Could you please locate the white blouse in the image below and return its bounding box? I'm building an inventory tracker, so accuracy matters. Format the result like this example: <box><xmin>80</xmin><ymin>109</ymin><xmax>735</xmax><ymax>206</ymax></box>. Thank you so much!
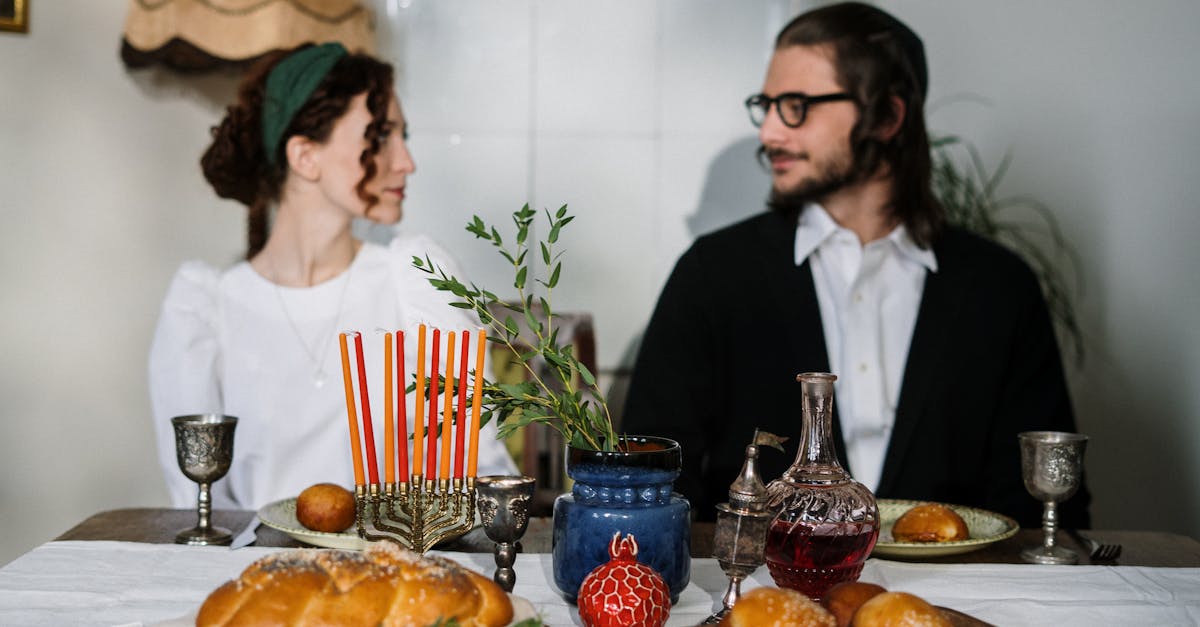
<box><xmin>149</xmin><ymin>230</ymin><xmax>517</xmax><ymax>510</ymax></box>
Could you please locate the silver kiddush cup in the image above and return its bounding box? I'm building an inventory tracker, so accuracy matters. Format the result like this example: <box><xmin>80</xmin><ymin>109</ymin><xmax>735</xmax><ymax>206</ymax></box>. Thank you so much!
<box><xmin>1019</xmin><ymin>430</ymin><xmax>1088</xmax><ymax>564</ymax></box>
<box><xmin>172</xmin><ymin>414</ymin><xmax>237</xmax><ymax>545</ymax></box>
<box><xmin>475</xmin><ymin>475</ymin><xmax>536</xmax><ymax>592</ymax></box>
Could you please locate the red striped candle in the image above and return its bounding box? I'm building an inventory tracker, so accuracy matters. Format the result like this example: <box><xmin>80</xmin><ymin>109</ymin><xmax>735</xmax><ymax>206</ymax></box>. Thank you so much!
<box><xmin>396</xmin><ymin>330</ymin><xmax>409</xmax><ymax>483</ymax></box>
<box><xmin>427</xmin><ymin>329</ymin><xmax>440</xmax><ymax>479</ymax></box>
<box><xmin>383</xmin><ymin>332</ymin><xmax>394</xmax><ymax>484</ymax></box>
<box><xmin>454</xmin><ymin>330</ymin><xmax>470</xmax><ymax>478</ymax></box>
<box><xmin>353</xmin><ymin>332</ymin><xmax>379</xmax><ymax>485</ymax></box>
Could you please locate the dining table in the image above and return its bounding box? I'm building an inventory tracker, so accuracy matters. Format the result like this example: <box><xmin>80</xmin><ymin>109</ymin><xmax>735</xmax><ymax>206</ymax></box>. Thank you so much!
<box><xmin>2</xmin><ymin>507</ymin><xmax>1199</xmax><ymax>625</ymax></box>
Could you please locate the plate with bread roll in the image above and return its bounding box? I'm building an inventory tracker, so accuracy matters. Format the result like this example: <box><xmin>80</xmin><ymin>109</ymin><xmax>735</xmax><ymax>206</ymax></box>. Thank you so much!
<box><xmin>257</xmin><ymin>483</ymin><xmax>475</xmax><ymax>551</ymax></box>
<box><xmin>720</xmin><ymin>581</ymin><xmax>993</xmax><ymax>627</ymax></box>
<box><xmin>871</xmin><ymin>499</ymin><xmax>1018</xmax><ymax>558</ymax></box>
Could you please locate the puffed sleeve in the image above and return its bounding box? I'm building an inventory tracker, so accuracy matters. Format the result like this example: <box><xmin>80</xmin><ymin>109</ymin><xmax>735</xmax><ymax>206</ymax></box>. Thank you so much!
<box><xmin>148</xmin><ymin>261</ymin><xmax>223</xmax><ymax>507</ymax></box>
<box><xmin>387</xmin><ymin>232</ymin><xmax>519</xmax><ymax>477</ymax></box>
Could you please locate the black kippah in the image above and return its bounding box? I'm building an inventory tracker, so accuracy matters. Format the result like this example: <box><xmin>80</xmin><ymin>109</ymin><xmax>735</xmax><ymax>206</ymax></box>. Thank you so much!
<box><xmin>866</xmin><ymin>10</ymin><xmax>928</xmax><ymax>99</ymax></box>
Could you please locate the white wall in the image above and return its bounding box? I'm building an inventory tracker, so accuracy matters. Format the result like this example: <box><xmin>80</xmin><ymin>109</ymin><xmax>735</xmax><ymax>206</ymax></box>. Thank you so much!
<box><xmin>877</xmin><ymin>0</ymin><xmax>1200</xmax><ymax>538</ymax></box>
<box><xmin>1</xmin><ymin>0</ymin><xmax>1197</xmax><ymax>566</ymax></box>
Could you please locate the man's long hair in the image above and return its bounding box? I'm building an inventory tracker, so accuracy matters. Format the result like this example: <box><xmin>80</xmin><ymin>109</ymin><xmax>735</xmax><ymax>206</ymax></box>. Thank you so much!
<box><xmin>775</xmin><ymin>2</ymin><xmax>943</xmax><ymax>247</ymax></box>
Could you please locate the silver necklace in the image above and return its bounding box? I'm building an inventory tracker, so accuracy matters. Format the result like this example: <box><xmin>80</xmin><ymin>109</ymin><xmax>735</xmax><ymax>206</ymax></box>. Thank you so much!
<box><xmin>269</xmin><ymin>259</ymin><xmax>354</xmax><ymax>389</ymax></box>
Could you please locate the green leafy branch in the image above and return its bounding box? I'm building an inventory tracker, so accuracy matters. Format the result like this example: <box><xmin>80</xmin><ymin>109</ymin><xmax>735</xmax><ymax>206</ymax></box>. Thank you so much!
<box><xmin>413</xmin><ymin>204</ymin><xmax>618</xmax><ymax>452</ymax></box>
<box><xmin>932</xmin><ymin>135</ymin><xmax>1085</xmax><ymax>365</ymax></box>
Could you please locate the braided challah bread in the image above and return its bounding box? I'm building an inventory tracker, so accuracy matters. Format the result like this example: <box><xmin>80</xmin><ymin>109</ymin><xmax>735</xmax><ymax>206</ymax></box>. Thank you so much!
<box><xmin>197</xmin><ymin>542</ymin><xmax>513</xmax><ymax>626</ymax></box>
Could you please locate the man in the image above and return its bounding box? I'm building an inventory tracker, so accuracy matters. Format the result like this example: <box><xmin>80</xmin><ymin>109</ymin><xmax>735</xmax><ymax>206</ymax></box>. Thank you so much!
<box><xmin>622</xmin><ymin>2</ymin><xmax>1089</xmax><ymax>528</ymax></box>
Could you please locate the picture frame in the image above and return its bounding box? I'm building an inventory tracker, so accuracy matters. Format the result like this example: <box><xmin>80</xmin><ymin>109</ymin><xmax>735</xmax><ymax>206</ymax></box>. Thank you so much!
<box><xmin>1</xmin><ymin>0</ymin><xmax>28</xmax><ymax>33</ymax></box>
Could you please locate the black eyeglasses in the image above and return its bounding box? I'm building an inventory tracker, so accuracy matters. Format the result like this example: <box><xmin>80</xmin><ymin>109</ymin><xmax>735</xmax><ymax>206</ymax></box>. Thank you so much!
<box><xmin>744</xmin><ymin>92</ymin><xmax>854</xmax><ymax>128</ymax></box>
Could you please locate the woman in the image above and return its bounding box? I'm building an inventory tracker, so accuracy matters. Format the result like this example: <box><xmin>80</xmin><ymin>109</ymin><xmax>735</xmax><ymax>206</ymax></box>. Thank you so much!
<box><xmin>150</xmin><ymin>42</ymin><xmax>517</xmax><ymax>510</ymax></box>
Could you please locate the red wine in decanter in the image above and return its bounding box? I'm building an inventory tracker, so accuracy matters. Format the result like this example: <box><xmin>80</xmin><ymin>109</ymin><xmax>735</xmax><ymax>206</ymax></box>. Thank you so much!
<box><xmin>764</xmin><ymin>517</ymin><xmax>879</xmax><ymax>599</ymax></box>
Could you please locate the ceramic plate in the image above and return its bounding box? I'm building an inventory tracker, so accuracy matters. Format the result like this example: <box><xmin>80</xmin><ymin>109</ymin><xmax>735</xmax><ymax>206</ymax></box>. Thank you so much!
<box><xmin>871</xmin><ymin>499</ymin><xmax>1019</xmax><ymax>558</ymax></box>
<box><xmin>257</xmin><ymin>497</ymin><xmax>477</xmax><ymax>550</ymax></box>
<box><xmin>257</xmin><ymin>497</ymin><xmax>374</xmax><ymax>550</ymax></box>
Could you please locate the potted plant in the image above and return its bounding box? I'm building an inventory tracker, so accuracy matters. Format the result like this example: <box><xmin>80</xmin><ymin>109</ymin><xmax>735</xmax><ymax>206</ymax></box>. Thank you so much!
<box><xmin>932</xmin><ymin>136</ymin><xmax>1084</xmax><ymax>365</ymax></box>
<box><xmin>414</xmin><ymin>205</ymin><xmax>691</xmax><ymax>604</ymax></box>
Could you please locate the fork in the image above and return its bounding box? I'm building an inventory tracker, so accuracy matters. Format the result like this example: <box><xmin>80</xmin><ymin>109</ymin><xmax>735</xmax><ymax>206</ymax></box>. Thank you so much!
<box><xmin>1067</xmin><ymin>528</ymin><xmax>1122</xmax><ymax>562</ymax></box>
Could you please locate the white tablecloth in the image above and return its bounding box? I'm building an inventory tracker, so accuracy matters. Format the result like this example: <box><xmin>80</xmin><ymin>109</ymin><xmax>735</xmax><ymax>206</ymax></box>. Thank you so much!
<box><xmin>1</xmin><ymin>541</ymin><xmax>1198</xmax><ymax>626</ymax></box>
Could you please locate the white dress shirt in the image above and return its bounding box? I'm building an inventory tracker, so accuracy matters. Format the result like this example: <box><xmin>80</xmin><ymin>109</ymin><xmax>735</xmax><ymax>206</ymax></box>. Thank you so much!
<box><xmin>149</xmin><ymin>230</ymin><xmax>517</xmax><ymax>510</ymax></box>
<box><xmin>794</xmin><ymin>204</ymin><xmax>937</xmax><ymax>491</ymax></box>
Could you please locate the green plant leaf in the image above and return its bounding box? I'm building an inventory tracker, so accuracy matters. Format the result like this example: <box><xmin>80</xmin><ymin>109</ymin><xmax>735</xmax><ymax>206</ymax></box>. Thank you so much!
<box><xmin>523</xmin><ymin>306</ymin><xmax>543</xmax><ymax>336</ymax></box>
<box><xmin>578</xmin><ymin>360</ymin><xmax>596</xmax><ymax>387</ymax></box>
<box><xmin>417</xmin><ymin>203</ymin><xmax>618</xmax><ymax>450</ymax></box>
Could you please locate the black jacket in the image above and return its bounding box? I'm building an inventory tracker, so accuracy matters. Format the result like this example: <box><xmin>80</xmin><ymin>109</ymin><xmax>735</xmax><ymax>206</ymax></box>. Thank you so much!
<box><xmin>623</xmin><ymin>210</ymin><xmax>1090</xmax><ymax>528</ymax></box>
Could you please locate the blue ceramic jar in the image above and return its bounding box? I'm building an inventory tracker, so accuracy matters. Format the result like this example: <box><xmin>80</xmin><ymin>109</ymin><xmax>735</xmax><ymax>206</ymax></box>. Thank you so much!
<box><xmin>551</xmin><ymin>435</ymin><xmax>691</xmax><ymax>604</ymax></box>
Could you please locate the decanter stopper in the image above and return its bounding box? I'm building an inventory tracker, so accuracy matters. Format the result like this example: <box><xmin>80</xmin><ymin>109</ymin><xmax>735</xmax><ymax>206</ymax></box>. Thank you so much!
<box><xmin>704</xmin><ymin>430</ymin><xmax>780</xmax><ymax>624</ymax></box>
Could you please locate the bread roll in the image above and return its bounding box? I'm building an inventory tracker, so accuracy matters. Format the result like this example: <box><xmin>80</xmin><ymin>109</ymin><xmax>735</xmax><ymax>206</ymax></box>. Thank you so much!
<box><xmin>891</xmin><ymin>503</ymin><xmax>969</xmax><ymax>543</ymax></box>
<box><xmin>296</xmin><ymin>483</ymin><xmax>356</xmax><ymax>533</ymax></box>
<box><xmin>851</xmin><ymin>591</ymin><xmax>951</xmax><ymax>627</ymax></box>
<box><xmin>718</xmin><ymin>587</ymin><xmax>836</xmax><ymax>627</ymax></box>
<box><xmin>197</xmin><ymin>543</ymin><xmax>513</xmax><ymax>626</ymax></box>
<box><xmin>822</xmin><ymin>581</ymin><xmax>886</xmax><ymax>627</ymax></box>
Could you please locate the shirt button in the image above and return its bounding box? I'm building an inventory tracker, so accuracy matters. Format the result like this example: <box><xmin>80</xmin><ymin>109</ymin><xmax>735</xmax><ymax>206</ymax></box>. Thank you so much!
<box><xmin>853</xmin><ymin>292</ymin><xmax>863</xmax><ymax>303</ymax></box>
<box><xmin>859</xmin><ymin>363</ymin><xmax>868</xmax><ymax>372</ymax></box>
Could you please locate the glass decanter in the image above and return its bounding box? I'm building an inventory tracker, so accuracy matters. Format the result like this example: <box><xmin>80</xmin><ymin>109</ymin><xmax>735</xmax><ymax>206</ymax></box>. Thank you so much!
<box><xmin>764</xmin><ymin>372</ymin><xmax>879</xmax><ymax>600</ymax></box>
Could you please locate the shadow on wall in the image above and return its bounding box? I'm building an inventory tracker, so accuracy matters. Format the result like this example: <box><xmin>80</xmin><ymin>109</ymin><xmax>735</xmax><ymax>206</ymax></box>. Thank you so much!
<box><xmin>1074</xmin><ymin>339</ymin><xmax>1200</xmax><ymax>535</ymax></box>
<box><xmin>125</xmin><ymin>64</ymin><xmax>242</xmax><ymax>112</ymax></box>
<box><xmin>607</xmin><ymin>135</ymin><xmax>771</xmax><ymax>426</ymax></box>
<box><xmin>685</xmin><ymin>136</ymin><xmax>772</xmax><ymax>239</ymax></box>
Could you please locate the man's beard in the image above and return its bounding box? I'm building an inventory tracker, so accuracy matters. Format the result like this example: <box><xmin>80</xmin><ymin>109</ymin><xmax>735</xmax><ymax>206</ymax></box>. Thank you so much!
<box><xmin>763</xmin><ymin>145</ymin><xmax>861</xmax><ymax>214</ymax></box>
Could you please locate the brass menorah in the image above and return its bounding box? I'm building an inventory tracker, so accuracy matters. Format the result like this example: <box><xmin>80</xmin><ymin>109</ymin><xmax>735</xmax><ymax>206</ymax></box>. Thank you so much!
<box><xmin>338</xmin><ymin>325</ymin><xmax>490</xmax><ymax>554</ymax></box>
<box><xmin>353</xmin><ymin>477</ymin><xmax>476</xmax><ymax>553</ymax></box>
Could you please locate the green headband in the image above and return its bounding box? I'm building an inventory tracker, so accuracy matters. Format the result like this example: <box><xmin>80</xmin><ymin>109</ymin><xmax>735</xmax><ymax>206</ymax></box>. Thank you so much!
<box><xmin>262</xmin><ymin>42</ymin><xmax>348</xmax><ymax>165</ymax></box>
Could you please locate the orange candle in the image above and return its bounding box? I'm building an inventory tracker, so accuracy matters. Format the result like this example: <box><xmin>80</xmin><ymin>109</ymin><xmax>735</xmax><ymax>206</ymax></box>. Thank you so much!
<box><xmin>338</xmin><ymin>333</ymin><xmax>365</xmax><ymax>486</ymax></box>
<box><xmin>353</xmin><ymin>332</ymin><xmax>379</xmax><ymax>485</ymax></box>
<box><xmin>427</xmin><ymin>329</ymin><xmax>440</xmax><ymax>479</ymax></box>
<box><xmin>454</xmin><ymin>330</ymin><xmax>470</xmax><ymax>478</ymax></box>
<box><xmin>468</xmin><ymin>328</ymin><xmax>487</xmax><ymax>477</ymax></box>
<box><xmin>440</xmin><ymin>331</ymin><xmax>456</xmax><ymax>480</ymax></box>
<box><xmin>396</xmin><ymin>330</ymin><xmax>409</xmax><ymax>483</ymax></box>
<box><xmin>413</xmin><ymin>324</ymin><xmax>426</xmax><ymax>477</ymax></box>
<box><xmin>383</xmin><ymin>332</ymin><xmax>395</xmax><ymax>484</ymax></box>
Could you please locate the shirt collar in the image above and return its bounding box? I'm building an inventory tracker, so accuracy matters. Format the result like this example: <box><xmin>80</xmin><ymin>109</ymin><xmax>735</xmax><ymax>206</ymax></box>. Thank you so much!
<box><xmin>793</xmin><ymin>203</ymin><xmax>841</xmax><ymax>264</ymax></box>
<box><xmin>888</xmin><ymin>221</ymin><xmax>938</xmax><ymax>272</ymax></box>
<box><xmin>793</xmin><ymin>203</ymin><xmax>939</xmax><ymax>272</ymax></box>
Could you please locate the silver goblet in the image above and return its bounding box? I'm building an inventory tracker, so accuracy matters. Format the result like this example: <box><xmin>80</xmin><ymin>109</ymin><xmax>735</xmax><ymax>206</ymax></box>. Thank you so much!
<box><xmin>172</xmin><ymin>414</ymin><xmax>238</xmax><ymax>545</ymax></box>
<box><xmin>1019</xmin><ymin>430</ymin><xmax>1088</xmax><ymax>564</ymax></box>
<box><xmin>475</xmin><ymin>475</ymin><xmax>536</xmax><ymax>592</ymax></box>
